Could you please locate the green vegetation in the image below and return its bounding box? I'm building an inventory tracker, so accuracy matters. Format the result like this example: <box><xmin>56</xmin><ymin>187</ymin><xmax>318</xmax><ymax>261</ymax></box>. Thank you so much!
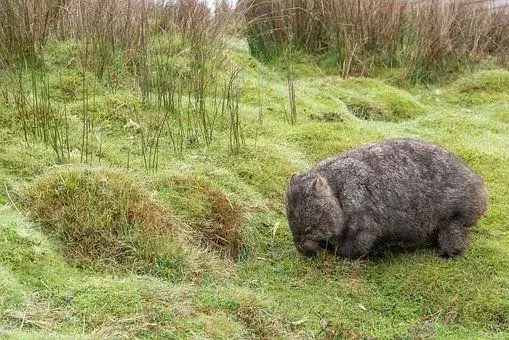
<box><xmin>1</xmin><ymin>39</ymin><xmax>508</xmax><ymax>338</ymax></box>
<box><xmin>155</xmin><ymin>173</ymin><xmax>247</xmax><ymax>258</ymax></box>
<box><xmin>294</xmin><ymin>77</ymin><xmax>428</xmax><ymax>121</ymax></box>
<box><xmin>1</xmin><ymin>1</ymin><xmax>508</xmax><ymax>338</ymax></box>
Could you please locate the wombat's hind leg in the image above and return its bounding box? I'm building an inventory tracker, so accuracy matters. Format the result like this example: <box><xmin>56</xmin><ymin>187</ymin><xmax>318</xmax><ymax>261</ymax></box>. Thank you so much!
<box><xmin>438</xmin><ymin>220</ymin><xmax>470</xmax><ymax>258</ymax></box>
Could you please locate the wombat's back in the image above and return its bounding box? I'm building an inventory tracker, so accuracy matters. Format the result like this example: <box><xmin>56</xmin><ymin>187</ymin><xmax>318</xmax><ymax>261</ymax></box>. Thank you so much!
<box><xmin>314</xmin><ymin>138</ymin><xmax>487</xmax><ymax>242</ymax></box>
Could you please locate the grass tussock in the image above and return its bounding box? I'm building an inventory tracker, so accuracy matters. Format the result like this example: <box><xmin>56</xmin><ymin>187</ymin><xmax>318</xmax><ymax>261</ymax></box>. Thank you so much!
<box><xmin>21</xmin><ymin>167</ymin><xmax>185</xmax><ymax>271</ymax></box>
<box><xmin>156</xmin><ymin>174</ymin><xmax>246</xmax><ymax>259</ymax></box>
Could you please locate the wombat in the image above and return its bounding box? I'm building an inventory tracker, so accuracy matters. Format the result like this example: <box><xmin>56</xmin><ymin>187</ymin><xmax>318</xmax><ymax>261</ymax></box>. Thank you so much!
<box><xmin>286</xmin><ymin>138</ymin><xmax>488</xmax><ymax>259</ymax></box>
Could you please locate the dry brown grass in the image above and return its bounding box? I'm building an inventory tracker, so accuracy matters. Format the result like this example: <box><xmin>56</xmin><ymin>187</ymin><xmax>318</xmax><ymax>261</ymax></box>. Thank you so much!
<box><xmin>240</xmin><ymin>0</ymin><xmax>509</xmax><ymax>80</ymax></box>
<box><xmin>0</xmin><ymin>0</ymin><xmax>64</xmax><ymax>65</ymax></box>
<box><xmin>0</xmin><ymin>0</ymin><xmax>149</xmax><ymax>71</ymax></box>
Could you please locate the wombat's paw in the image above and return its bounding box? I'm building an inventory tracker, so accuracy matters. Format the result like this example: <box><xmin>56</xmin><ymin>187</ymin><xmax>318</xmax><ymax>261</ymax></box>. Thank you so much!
<box><xmin>439</xmin><ymin>244</ymin><xmax>467</xmax><ymax>259</ymax></box>
<box><xmin>439</xmin><ymin>252</ymin><xmax>458</xmax><ymax>260</ymax></box>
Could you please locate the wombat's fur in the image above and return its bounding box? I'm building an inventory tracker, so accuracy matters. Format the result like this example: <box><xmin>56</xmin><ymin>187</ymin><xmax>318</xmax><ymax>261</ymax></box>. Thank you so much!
<box><xmin>286</xmin><ymin>138</ymin><xmax>488</xmax><ymax>259</ymax></box>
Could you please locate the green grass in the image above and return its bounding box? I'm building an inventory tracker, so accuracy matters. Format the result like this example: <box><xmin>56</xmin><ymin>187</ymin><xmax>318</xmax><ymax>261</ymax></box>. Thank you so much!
<box><xmin>0</xmin><ymin>39</ymin><xmax>508</xmax><ymax>338</ymax></box>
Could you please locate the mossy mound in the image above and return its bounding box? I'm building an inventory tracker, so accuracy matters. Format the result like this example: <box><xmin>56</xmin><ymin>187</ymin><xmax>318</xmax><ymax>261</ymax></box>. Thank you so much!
<box><xmin>440</xmin><ymin>70</ymin><xmax>509</xmax><ymax>106</ymax></box>
<box><xmin>22</xmin><ymin>167</ymin><xmax>184</xmax><ymax>272</ymax></box>
<box><xmin>0</xmin><ymin>142</ymin><xmax>55</xmax><ymax>178</ymax></box>
<box><xmin>156</xmin><ymin>174</ymin><xmax>246</xmax><ymax>259</ymax></box>
<box><xmin>336</xmin><ymin>78</ymin><xmax>427</xmax><ymax>121</ymax></box>
<box><xmin>218</xmin><ymin>145</ymin><xmax>297</xmax><ymax>206</ymax></box>
<box><xmin>287</xmin><ymin>121</ymin><xmax>385</xmax><ymax>162</ymax></box>
<box><xmin>452</xmin><ymin>70</ymin><xmax>509</xmax><ymax>94</ymax></box>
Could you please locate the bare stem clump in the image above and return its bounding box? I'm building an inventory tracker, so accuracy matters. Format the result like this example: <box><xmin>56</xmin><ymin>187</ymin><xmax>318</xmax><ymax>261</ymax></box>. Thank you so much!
<box><xmin>240</xmin><ymin>0</ymin><xmax>509</xmax><ymax>80</ymax></box>
<box><xmin>1</xmin><ymin>0</ymin><xmax>245</xmax><ymax>169</ymax></box>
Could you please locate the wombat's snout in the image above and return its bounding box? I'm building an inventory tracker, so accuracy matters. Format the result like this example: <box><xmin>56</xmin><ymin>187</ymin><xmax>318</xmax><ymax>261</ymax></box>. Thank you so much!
<box><xmin>296</xmin><ymin>240</ymin><xmax>320</xmax><ymax>256</ymax></box>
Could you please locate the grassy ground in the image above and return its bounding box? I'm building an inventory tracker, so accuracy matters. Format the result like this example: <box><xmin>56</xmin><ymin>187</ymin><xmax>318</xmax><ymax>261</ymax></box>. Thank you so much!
<box><xmin>0</xmin><ymin>39</ymin><xmax>508</xmax><ymax>338</ymax></box>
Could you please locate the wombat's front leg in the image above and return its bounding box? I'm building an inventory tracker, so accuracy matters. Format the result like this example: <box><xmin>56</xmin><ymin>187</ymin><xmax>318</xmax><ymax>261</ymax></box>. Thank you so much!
<box><xmin>438</xmin><ymin>219</ymin><xmax>470</xmax><ymax>258</ymax></box>
<box><xmin>338</xmin><ymin>227</ymin><xmax>378</xmax><ymax>259</ymax></box>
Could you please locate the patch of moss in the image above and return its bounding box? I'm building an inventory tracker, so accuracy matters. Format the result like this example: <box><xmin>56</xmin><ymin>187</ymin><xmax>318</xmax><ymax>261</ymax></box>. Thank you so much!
<box><xmin>293</xmin><ymin>77</ymin><xmax>350</xmax><ymax>121</ymax></box>
<box><xmin>0</xmin><ymin>142</ymin><xmax>55</xmax><ymax>178</ymax></box>
<box><xmin>440</xmin><ymin>70</ymin><xmax>509</xmax><ymax>106</ymax></box>
<box><xmin>287</xmin><ymin>121</ymin><xmax>385</xmax><ymax>162</ymax></box>
<box><xmin>214</xmin><ymin>144</ymin><xmax>297</xmax><ymax>209</ymax></box>
<box><xmin>0</xmin><ymin>266</ymin><xmax>28</xmax><ymax>310</ymax></box>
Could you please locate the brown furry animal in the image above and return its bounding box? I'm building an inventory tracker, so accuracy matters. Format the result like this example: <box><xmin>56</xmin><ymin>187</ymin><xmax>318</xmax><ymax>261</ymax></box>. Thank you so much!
<box><xmin>286</xmin><ymin>138</ymin><xmax>488</xmax><ymax>259</ymax></box>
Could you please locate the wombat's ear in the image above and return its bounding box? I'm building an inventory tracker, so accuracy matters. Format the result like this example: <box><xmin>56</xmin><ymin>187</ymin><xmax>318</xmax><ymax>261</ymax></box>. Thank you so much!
<box><xmin>290</xmin><ymin>173</ymin><xmax>301</xmax><ymax>183</ymax></box>
<box><xmin>312</xmin><ymin>175</ymin><xmax>329</xmax><ymax>198</ymax></box>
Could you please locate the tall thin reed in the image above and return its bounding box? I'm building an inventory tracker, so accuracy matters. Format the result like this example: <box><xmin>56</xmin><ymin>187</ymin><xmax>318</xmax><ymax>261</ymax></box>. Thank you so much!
<box><xmin>226</xmin><ymin>66</ymin><xmax>244</xmax><ymax>153</ymax></box>
<box><xmin>8</xmin><ymin>67</ymin><xmax>70</xmax><ymax>162</ymax></box>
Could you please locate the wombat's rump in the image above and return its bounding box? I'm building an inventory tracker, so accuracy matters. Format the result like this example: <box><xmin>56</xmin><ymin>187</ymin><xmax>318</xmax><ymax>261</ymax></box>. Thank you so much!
<box><xmin>286</xmin><ymin>138</ymin><xmax>488</xmax><ymax>259</ymax></box>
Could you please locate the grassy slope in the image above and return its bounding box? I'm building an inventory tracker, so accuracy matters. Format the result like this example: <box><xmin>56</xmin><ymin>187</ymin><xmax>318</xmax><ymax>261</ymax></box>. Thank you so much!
<box><xmin>0</xmin><ymin>40</ymin><xmax>508</xmax><ymax>338</ymax></box>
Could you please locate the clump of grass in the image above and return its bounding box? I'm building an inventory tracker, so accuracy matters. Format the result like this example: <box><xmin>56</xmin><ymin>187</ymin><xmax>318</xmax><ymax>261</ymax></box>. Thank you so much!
<box><xmin>20</xmin><ymin>166</ymin><xmax>186</xmax><ymax>273</ymax></box>
<box><xmin>197</xmin><ymin>286</ymin><xmax>287</xmax><ymax>338</ymax></box>
<box><xmin>156</xmin><ymin>174</ymin><xmax>246</xmax><ymax>259</ymax></box>
<box><xmin>49</xmin><ymin>68</ymin><xmax>99</xmax><ymax>102</ymax></box>
<box><xmin>308</xmin><ymin>111</ymin><xmax>344</xmax><ymax>122</ymax></box>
